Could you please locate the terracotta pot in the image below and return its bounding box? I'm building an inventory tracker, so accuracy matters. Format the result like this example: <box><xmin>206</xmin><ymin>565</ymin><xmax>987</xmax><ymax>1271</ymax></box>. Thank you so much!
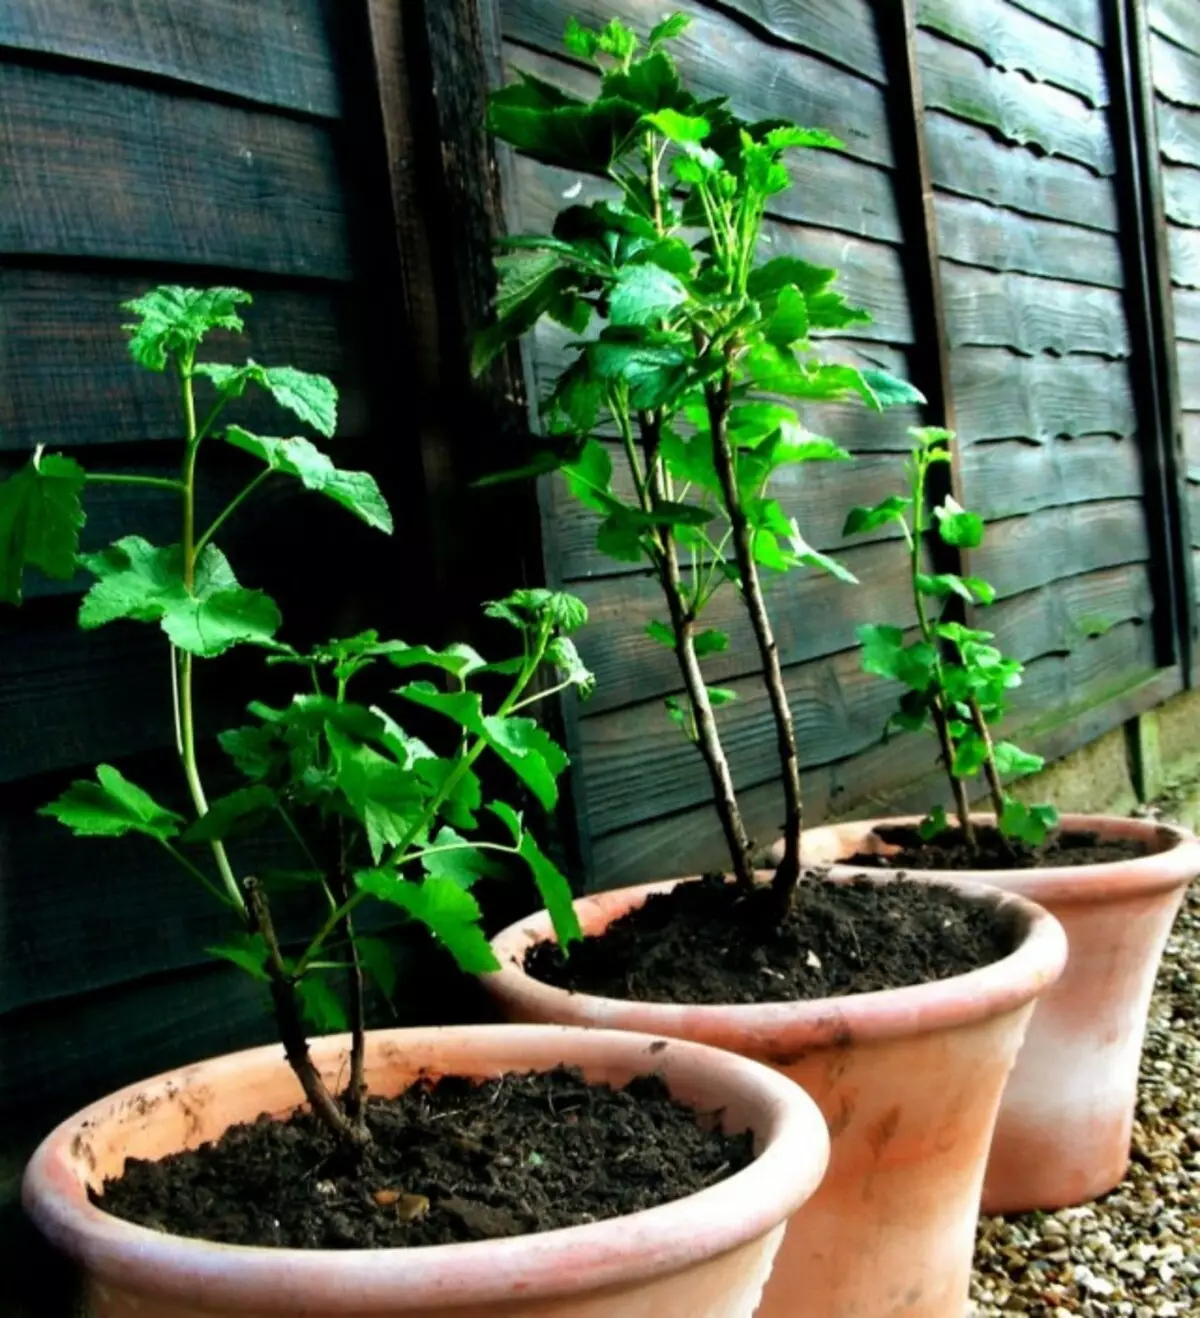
<box><xmin>800</xmin><ymin>813</ymin><xmax>1200</xmax><ymax>1214</ymax></box>
<box><xmin>23</xmin><ymin>1024</ymin><xmax>830</xmax><ymax>1318</ymax></box>
<box><xmin>487</xmin><ymin>876</ymin><xmax>1066</xmax><ymax>1318</ymax></box>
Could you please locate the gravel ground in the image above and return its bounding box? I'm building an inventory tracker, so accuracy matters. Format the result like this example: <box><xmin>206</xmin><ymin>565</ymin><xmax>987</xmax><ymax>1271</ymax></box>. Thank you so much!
<box><xmin>970</xmin><ymin>809</ymin><xmax>1200</xmax><ymax>1316</ymax></box>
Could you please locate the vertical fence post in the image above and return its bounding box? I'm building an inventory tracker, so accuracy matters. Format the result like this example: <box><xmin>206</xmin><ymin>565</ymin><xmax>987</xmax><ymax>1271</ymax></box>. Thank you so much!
<box><xmin>1104</xmin><ymin>0</ymin><xmax>1195</xmax><ymax>683</ymax></box>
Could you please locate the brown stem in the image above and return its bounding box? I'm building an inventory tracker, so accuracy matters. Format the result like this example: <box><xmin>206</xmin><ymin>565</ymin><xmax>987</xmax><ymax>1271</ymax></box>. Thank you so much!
<box><xmin>968</xmin><ymin>697</ymin><xmax>1010</xmax><ymax>825</ymax></box>
<box><xmin>929</xmin><ymin>697</ymin><xmax>975</xmax><ymax>847</ymax></box>
<box><xmin>705</xmin><ymin>374</ymin><xmax>803</xmax><ymax>914</ymax></box>
<box><xmin>334</xmin><ymin>824</ymin><xmax>368</xmax><ymax>1131</ymax></box>
<box><xmin>246</xmin><ymin>879</ymin><xmax>369</xmax><ymax>1149</ymax></box>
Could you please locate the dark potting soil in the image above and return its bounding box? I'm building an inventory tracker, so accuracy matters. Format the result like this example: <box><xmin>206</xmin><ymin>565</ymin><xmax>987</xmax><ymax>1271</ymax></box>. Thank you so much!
<box><xmin>846</xmin><ymin>824</ymin><xmax>1147</xmax><ymax>872</ymax></box>
<box><xmin>93</xmin><ymin>1068</ymin><xmax>753</xmax><ymax>1249</ymax></box>
<box><xmin>524</xmin><ymin>875</ymin><xmax>1013</xmax><ymax>1005</ymax></box>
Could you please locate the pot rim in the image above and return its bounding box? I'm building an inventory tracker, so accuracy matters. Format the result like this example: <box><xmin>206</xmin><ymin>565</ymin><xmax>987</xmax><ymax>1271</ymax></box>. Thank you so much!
<box><xmin>486</xmin><ymin>875</ymin><xmax>1068</xmax><ymax>1056</ymax></box>
<box><xmin>22</xmin><ymin>1024</ymin><xmax>828</xmax><ymax>1312</ymax></box>
<box><xmin>801</xmin><ymin>813</ymin><xmax>1200</xmax><ymax>907</ymax></box>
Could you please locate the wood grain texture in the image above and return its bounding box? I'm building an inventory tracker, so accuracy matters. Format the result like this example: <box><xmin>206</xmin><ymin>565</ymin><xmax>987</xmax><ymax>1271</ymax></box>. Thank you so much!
<box><xmin>0</xmin><ymin>0</ymin><xmax>342</xmax><ymax>117</ymax></box>
<box><xmin>1168</xmin><ymin>221</ymin><xmax>1200</xmax><ymax>287</ymax></box>
<box><xmin>917</xmin><ymin>29</ymin><xmax>1115</xmax><ymax>173</ymax></box>
<box><xmin>1157</xmin><ymin>97</ymin><xmax>1200</xmax><ymax>167</ymax></box>
<box><xmin>1150</xmin><ymin>0</ymin><xmax>1200</xmax><ymax>57</ymax></box>
<box><xmin>1182</xmin><ymin>413</ymin><xmax>1200</xmax><ymax>474</ymax></box>
<box><xmin>935</xmin><ymin>193</ymin><xmax>1125</xmax><ymax>286</ymax></box>
<box><xmin>0</xmin><ymin>270</ymin><xmax>367</xmax><ymax>451</ymax></box>
<box><xmin>501</xmin><ymin>0</ymin><xmax>894</xmax><ymax>167</ymax></box>
<box><xmin>0</xmin><ymin>63</ymin><xmax>352</xmax><ymax>276</ymax></box>
<box><xmin>952</xmin><ymin>348</ymin><xmax>1137</xmax><ymax>441</ymax></box>
<box><xmin>925</xmin><ymin>113</ymin><xmax>1119</xmax><ymax>230</ymax></box>
<box><xmin>942</xmin><ymin>265</ymin><xmax>1131</xmax><ymax>356</ymax></box>
<box><xmin>961</xmin><ymin>435</ymin><xmax>1144</xmax><ymax>518</ymax></box>
<box><xmin>692</xmin><ymin>0</ymin><xmax>886</xmax><ymax>82</ymax></box>
<box><xmin>1151</xmin><ymin>28</ymin><xmax>1200</xmax><ymax>107</ymax></box>
<box><xmin>1163</xmin><ymin>163</ymin><xmax>1200</xmax><ymax>225</ymax></box>
<box><xmin>1178</xmin><ymin>342</ymin><xmax>1200</xmax><ymax>407</ymax></box>
<box><xmin>1008</xmin><ymin>0</ymin><xmax>1104</xmax><ymax>46</ymax></box>
<box><xmin>917</xmin><ymin>0</ymin><xmax>1108</xmax><ymax>107</ymax></box>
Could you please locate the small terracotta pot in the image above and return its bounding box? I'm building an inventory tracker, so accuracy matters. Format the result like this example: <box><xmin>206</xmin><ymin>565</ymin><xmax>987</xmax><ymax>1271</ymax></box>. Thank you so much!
<box><xmin>800</xmin><ymin>814</ymin><xmax>1200</xmax><ymax>1214</ymax></box>
<box><xmin>23</xmin><ymin>1024</ymin><xmax>830</xmax><ymax>1318</ymax></box>
<box><xmin>487</xmin><ymin>876</ymin><xmax>1066</xmax><ymax>1318</ymax></box>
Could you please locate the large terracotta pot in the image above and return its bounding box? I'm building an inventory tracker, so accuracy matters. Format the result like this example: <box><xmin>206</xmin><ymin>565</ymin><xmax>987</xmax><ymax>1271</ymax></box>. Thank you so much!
<box><xmin>487</xmin><ymin>876</ymin><xmax>1066</xmax><ymax>1318</ymax></box>
<box><xmin>23</xmin><ymin>1024</ymin><xmax>830</xmax><ymax>1318</ymax></box>
<box><xmin>800</xmin><ymin>813</ymin><xmax>1200</xmax><ymax>1214</ymax></box>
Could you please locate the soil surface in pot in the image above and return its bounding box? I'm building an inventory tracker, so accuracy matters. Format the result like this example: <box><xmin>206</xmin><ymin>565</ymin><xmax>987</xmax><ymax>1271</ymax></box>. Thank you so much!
<box><xmin>93</xmin><ymin>1068</ymin><xmax>753</xmax><ymax>1249</ymax></box>
<box><xmin>525</xmin><ymin>875</ymin><xmax>1012</xmax><ymax>1004</ymax></box>
<box><xmin>847</xmin><ymin>825</ymin><xmax>1147</xmax><ymax>872</ymax></box>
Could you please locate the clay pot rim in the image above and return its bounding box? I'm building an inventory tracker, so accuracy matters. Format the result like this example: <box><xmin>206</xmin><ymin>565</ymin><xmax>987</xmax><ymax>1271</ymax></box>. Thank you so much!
<box><xmin>487</xmin><ymin>874</ymin><xmax>1068</xmax><ymax>1055</ymax></box>
<box><xmin>22</xmin><ymin>1024</ymin><xmax>828</xmax><ymax>1312</ymax></box>
<box><xmin>802</xmin><ymin>813</ymin><xmax>1200</xmax><ymax>908</ymax></box>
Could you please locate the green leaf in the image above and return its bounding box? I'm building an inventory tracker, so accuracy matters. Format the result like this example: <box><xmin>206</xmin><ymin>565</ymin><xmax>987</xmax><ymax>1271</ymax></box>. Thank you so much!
<box><xmin>588</xmin><ymin>334</ymin><xmax>691</xmax><ymax>409</ymax></box>
<box><xmin>474</xmin><ymin>258</ymin><xmax>583</xmax><ymax>374</ymax></box>
<box><xmin>859</xmin><ymin>624</ymin><xmax>905</xmax><ymax>680</ymax></box>
<box><xmin>608</xmin><ymin>264</ymin><xmax>689</xmax><ymax>327</ymax></box>
<box><xmin>0</xmin><ymin>453</ymin><xmax>87</xmax><ymax>605</ymax></box>
<box><xmin>999</xmin><ymin>800</ymin><xmax>1059</xmax><ymax>846</ymax></box>
<box><xmin>963</xmin><ymin>576</ymin><xmax>998</xmax><ymax>606</ymax></box>
<box><xmin>694</xmin><ymin>628</ymin><xmax>729</xmax><ymax>658</ymax></box>
<box><xmin>486</xmin><ymin>588</ymin><xmax>589</xmax><ymax>635</ymax></box>
<box><xmin>547</xmin><ymin>635</ymin><xmax>596</xmax><ymax>696</ymax></box>
<box><xmin>952</xmin><ymin>732</ymin><xmax>989</xmax><ymax>778</ymax></box>
<box><xmin>296</xmin><ymin>975</ymin><xmax>348</xmax><ymax>1034</ymax></box>
<box><xmin>224</xmin><ymin>427</ymin><xmax>391</xmax><ymax>533</ymax></box>
<box><xmin>482</xmin><ymin>714</ymin><xmax>569</xmax><ymax>810</ymax></box>
<box><xmin>487</xmin><ymin>78</ymin><xmax>643</xmax><ymax>175</ymax></box>
<box><xmin>707</xmin><ymin>687</ymin><xmax>738</xmax><ymax>707</ymax></box>
<box><xmin>356</xmin><ymin>936</ymin><xmax>398</xmax><ymax>1000</ymax></box>
<box><xmin>385</xmin><ymin>641</ymin><xmax>487</xmax><ymax>679</ymax></box>
<box><xmin>858</xmin><ymin>369</ymin><xmax>927</xmax><ymax>409</ymax></box>
<box><xmin>935</xmin><ymin>497</ymin><xmax>985</xmax><ymax>550</ymax></box>
<box><xmin>788</xmin><ymin>523</ymin><xmax>858</xmax><ymax>584</ymax></box>
<box><xmin>918</xmin><ymin>805</ymin><xmax>949</xmax><ymax>841</ymax></box>
<box><xmin>356</xmin><ymin>872</ymin><xmax>499</xmax><ymax>974</ymax></box>
<box><xmin>993</xmin><ymin>742</ymin><xmax>1045</xmax><ymax>778</ymax></box>
<box><xmin>195</xmin><ymin>362</ymin><xmax>339</xmax><ymax>436</ymax></box>
<box><xmin>763</xmin><ymin>125</ymin><xmax>844</xmax><ymax>151</ymax></box>
<box><xmin>563</xmin><ymin>439</ymin><xmax>615</xmax><ymax>513</ymax></box>
<box><xmin>41</xmin><ymin>764</ymin><xmax>184</xmax><ymax>840</ymax></box>
<box><xmin>184</xmin><ymin>786</ymin><xmax>277</xmax><ymax>843</ymax></box>
<box><xmin>488</xmin><ymin>803</ymin><xmax>582</xmax><ymax>950</ymax></box>
<box><xmin>747</xmin><ymin>258</ymin><xmax>837</xmax><ymax>302</ymax></box>
<box><xmin>916</xmin><ymin>572</ymin><xmax>975</xmax><ymax>603</ymax></box>
<box><xmin>123</xmin><ymin>286</ymin><xmax>251</xmax><ymax>371</ymax></box>
<box><xmin>327</xmin><ymin>726</ymin><xmax>425</xmax><ymax>862</ymax></box>
<box><xmin>80</xmin><ymin>537</ymin><xmax>282</xmax><ymax>658</ymax></box>
<box><xmin>649</xmin><ymin>13</ymin><xmax>691</xmax><ymax>45</ymax></box>
<box><xmin>421</xmin><ymin>826</ymin><xmax>507</xmax><ymax>886</ymax></box>
<box><xmin>646</xmin><ymin>620</ymin><xmax>675</xmax><ymax>648</ymax></box>
<box><xmin>208</xmin><ymin>933</ymin><xmax>271</xmax><ymax>984</ymax></box>
<box><xmin>219</xmin><ymin>723</ymin><xmax>284</xmax><ymax>782</ymax></box>
<box><xmin>413</xmin><ymin>756</ymin><xmax>481</xmax><ymax>831</ymax></box>
<box><xmin>644</xmin><ymin>108</ymin><xmax>710</xmax><ymax>143</ymax></box>
<box><xmin>764</xmin><ymin>285</ymin><xmax>810</xmax><ymax>348</ymax></box>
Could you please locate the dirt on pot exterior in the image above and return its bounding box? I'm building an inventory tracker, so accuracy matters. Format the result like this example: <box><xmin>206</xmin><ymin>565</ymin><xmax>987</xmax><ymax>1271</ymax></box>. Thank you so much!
<box><xmin>969</xmin><ymin>803</ymin><xmax>1200</xmax><ymax>1316</ymax></box>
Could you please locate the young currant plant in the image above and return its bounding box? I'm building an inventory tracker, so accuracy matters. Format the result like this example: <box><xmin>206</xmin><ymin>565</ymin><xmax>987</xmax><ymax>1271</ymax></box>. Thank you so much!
<box><xmin>0</xmin><ymin>287</ymin><xmax>588</xmax><ymax>1148</ymax></box>
<box><xmin>476</xmin><ymin>14</ymin><xmax>925</xmax><ymax>916</ymax></box>
<box><xmin>845</xmin><ymin>427</ymin><xmax>1059</xmax><ymax>851</ymax></box>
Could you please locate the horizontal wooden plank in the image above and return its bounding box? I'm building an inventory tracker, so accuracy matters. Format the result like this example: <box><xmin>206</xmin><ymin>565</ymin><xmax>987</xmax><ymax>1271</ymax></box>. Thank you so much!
<box><xmin>925</xmin><ymin>113</ymin><xmax>1118</xmax><ymax>231</ymax></box>
<box><xmin>1183</xmin><ymin>413</ymin><xmax>1200</xmax><ymax>475</ymax></box>
<box><xmin>935</xmin><ymin>193</ymin><xmax>1124</xmax><ymax>287</ymax></box>
<box><xmin>0</xmin><ymin>63</ymin><xmax>352</xmax><ymax>276</ymax></box>
<box><xmin>918</xmin><ymin>29</ymin><xmax>1115</xmax><ymax>174</ymax></box>
<box><xmin>1174</xmin><ymin>289</ymin><xmax>1200</xmax><ymax>341</ymax></box>
<box><xmin>1150</xmin><ymin>0</ymin><xmax>1200</xmax><ymax>58</ymax></box>
<box><xmin>1163</xmin><ymin>163</ymin><xmax>1200</xmax><ymax>226</ymax></box>
<box><xmin>1152</xmin><ymin>28</ymin><xmax>1200</xmax><ymax>108</ymax></box>
<box><xmin>1168</xmin><ymin>222</ymin><xmax>1200</xmax><ymax>288</ymax></box>
<box><xmin>1157</xmin><ymin>97</ymin><xmax>1200</xmax><ymax>168</ymax></box>
<box><xmin>0</xmin><ymin>0</ymin><xmax>342</xmax><ymax>118</ymax></box>
<box><xmin>952</xmin><ymin>348</ymin><xmax>1136</xmax><ymax>442</ymax></box>
<box><xmin>1179</xmin><ymin>342</ymin><xmax>1200</xmax><ymax>407</ymax></box>
<box><xmin>0</xmin><ymin>269</ymin><xmax>367</xmax><ymax>451</ymax></box>
<box><xmin>690</xmin><ymin>0</ymin><xmax>885</xmax><ymax>82</ymax></box>
<box><xmin>961</xmin><ymin>434</ymin><xmax>1144</xmax><ymax>519</ymax></box>
<box><xmin>501</xmin><ymin>0</ymin><xmax>895</xmax><ymax>168</ymax></box>
<box><xmin>1008</xmin><ymin>0</ymin><xmax>1104</xmax><ymax>46</ymax></box>
<box><xmin>917</xmin><ymin>0</ymin><xmax>1108</xmax><ymax>107</ymax></box>
<box><xmin>942</xmin><ymin>265</ymin><xmax>1131</xmax><ymax>356</ymax></box>
<box><xmin>972</xmin><ymin>499</ymin><xmax>1151</xmax><ymax>598</ymax></box>
<box><xmin>1188</xmin><ymin>484</ymin><xmax>1200</xmax><ymax>545</ymax></box>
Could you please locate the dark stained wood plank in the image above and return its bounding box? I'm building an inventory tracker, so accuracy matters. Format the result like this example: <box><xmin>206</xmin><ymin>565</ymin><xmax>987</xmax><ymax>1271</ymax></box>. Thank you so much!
<box><xmin>1151</xmin><ymin>28</ymin><xmax>1200</xmax><ymax>106</ymax></box>
<box><xmin>0</xmin><ymin>270</ymin><xmax>367</xmax><ymax>451</ymax></box>
<box><xmin>961</xmin><ymin>435</ymin><xmax>1144</xmax><ymax>518</ymax></box>
<box><xmin>917</xmin><ymin>0</ymin><xmax>1108</xmax><ymax>107</ymax></box>
<box><xmin>1157</xmin><ymin>96</ymin><xmax>1200</xmax><ymax>166</ymax></box>
<box><xmin>501</xmin><ymin>0</ymin><xmax>895</xmax><ymax>168</ymax></box>
<box><xmin>693</xmin><ymin>0</ymin><xmax>886</xmax><ymax>82</ymax></box>
<box><xmin>935</xmin><ymin>193</ymin><xmax>1125</xmax><ymax>286</ymax></box>
<box><xmin>0</xmin><ymin>64</ymin><xmax>352</xmax><ymax>276</ymax></box>
<box><xmin>1163</xmin><ymin>163</ymin><xmax>1200</xmax><ymax>225</ymax></box>
<box><xmin>971</xmin><ymin>499</ymin><xmax>1152</xmax><ymax>598</ymax></box>
<box><xmin>926</xmin><ymin>113</ymin><xmax>1119</xmax><ymax>230</ymax></box>
<box><xmin>0</xmin><ymin>0</ymin><xmax>342</xmax><ymax>118</ymax></box>
<box><xmin>1182</xmin><ymin>413</ymin><xmax>1200</xmax><ymax>473</ymax></box>
<box><xmin>917</xmin><ymin>29</ymin><xmax>1115</xmax><ymax>173</ymax></box>
<box><xmin>942</xmin><ymin>266</ymin><xmax>1131</xmax><ymax>356</ymax></box>
<box><xmin>952</xmin><ymin>348</ymin><xmax>1137</xmax><ymax>441</ymax></box>
<box><xmin>1178</xmin><ymin>341</ymin><xmax>1200</xmax><ymax>406</ymax></box>
<box><xmin>1187</xmin><ymin>482</ymin><xmax>1200</xmax><ymax>543</ymax></box>
<box><xmin>1009</xmin><ymin>0</ymin><xmax>1104</xmax><ymax>46</ymax></box>
<box><xmin>1150</xmin><ymin>0</ymin><xmax>1200</xmax><ymax>57</ymax></box>
<box><xmin>1168</xmin><ymin>221</ymin><xmax>1200</xmax><ymax>286</ymax></box>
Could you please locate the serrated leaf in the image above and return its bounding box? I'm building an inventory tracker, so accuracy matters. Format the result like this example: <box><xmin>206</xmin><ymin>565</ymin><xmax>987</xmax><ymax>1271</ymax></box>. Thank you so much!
<box><xmin>219</xmin><ymin>723</ymin><xmax>284</xmax><ymax>782</ymax></box>
<box><xmin>208</xmin><ymin>933</ymin><xmax>271</xmax><ymax>984</ymax></box>
<box><xmin>608</xmin><ymin>263</ymin><xmax>689</xmax><ymax>327</ymax></box>
<box><xmin>123</xmin><ymin>286</ymin><xmax>251</xmax><ymax>371</ymax></box>
<box><xmin>858</xmin><ymin>369</ymin><xmax>927</xmax><ymax>409</ymax></box>
<box><xmin>413</xmin><ymin>756</ymin><xmax>481</xmax><ymax>831</ymax></box>
<box><xmin>747</xmin><ymin>258</ymin><xmax>837</xmax><ymax>302</ymax></box>
<box><xmin>519</xmin><ymin>830</ymin><xmax>582</xmax><ymax>949</ymax></box>
<box><xmin>385</xmin><ymin>642</ymin><xmax>487</xmax><ymax>678</ymax></box>
<box><xmin>1000</xmin><ymin>800</ymin><xmax>1059</xmax><ymax>845</ymax></box>
<box><xmin>224</xmin><ymin>427</ymin><xmax>390</xmax><ymax>533</ymax></box>
<box><xmin>649</xmin><ymin>13</ymin><xmax>691</xmax><ymax>45</ymax></box>
<box><xmin>41</xmin><ymin>764</ymin><xmax>184</xmax><ymax>840</ymax></box>
<box><xmin>763</xmin><ymin>125</ymin><xmax>844</xmax><ymax>151</ymax></box>
<box><xmin>563</xmin><ymin>439</ymin><xmax>615</xmax><ymax>513</ymax></box>
<box><xmin>644</xmin><ymin>108</ymin><xmax>710</xmax><ymax>143</ymax></box>
<box><xmin>588</xmin><ymin>335</ymin><xmax>691</xmax><ymax>409</ymax></box>
<box><xmin>421</xmin><ymin>826</ymin><xmax>507</xmax><ymax>886</ymax></box>
<box><xmin>356</xmin><ymin>872</ymin><xmax>499</xmax><ymax>974</ymax></box>
<box><xmin>327</xmin><ymin>726</ymin><xmax>425</xmax><ymax>861</ymax></box>
<box><xmin>79</xmin><ymin>537</ymin><xmax>281</xmax><ymax>657</ymax></box>
<box><xmin>296</xmin><ymin>975</ymin><xmax>348</xmax><ymax>1034</ymax></box>
<box><xmin>694</xmin><ymin>628</ymin><xmax>729</xmax><ymax>658</ymax></box>
<box><xmin>951</xmin><ymin>732</ymin><xmax>989</xmax><ymax>778</ymax></box>
<box><xmin>486</xmin><ymin>588</ymin><xmax>589</xmax><ymax>635</ymax></box>
<box><xmin>0</xmin><ymin>453</ymin><xmax>87</xmax><ymax>605</ymax></box>
<box><xmin>993</xmin><ymin>742</ymin><xmax>1045</xmax><ymax>778</ymax></box>
<box><xmin>764</xmin><ymin>285</ymin><xmax>809</xmax><ymax>347</ymax></box>
<box><xmin>184</xmin><ymin>786</ymin><xmax>277</xmax><ymax>843</ymax></box>
<box><xmin>482</xmin><ymin>714</ymin><xmax>569</xmax><ymax>810</ymax></box>
<box><xmin>547</xmin><ymin>635</ymin><xmax>595</xmax><ymax>696</ymax></box>
<box><xmin>858</xmin><ymin>624</ymin><xmax>906</xmax><ymax>680</ymax></box>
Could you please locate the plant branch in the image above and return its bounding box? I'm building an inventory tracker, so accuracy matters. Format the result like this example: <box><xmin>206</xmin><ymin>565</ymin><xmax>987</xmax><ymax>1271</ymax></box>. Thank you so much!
<box><xmin>157</xmin><ymin>840</ymin><xmax>236</xmax><ymax>907</ymax></box>
<box><xmin>195</xmin><ymin>470</ymin><xmax>272</xmax><ymax>556</ymax></box>
<box><xmin>84</xmin><ymin>473</ymin><xmax>186</xmax><ymax>492</ymax></box>
<box><xmin>968</xmin><ymin>695</ymin><xmax>1010</xmax><ymax>823</ymax></box>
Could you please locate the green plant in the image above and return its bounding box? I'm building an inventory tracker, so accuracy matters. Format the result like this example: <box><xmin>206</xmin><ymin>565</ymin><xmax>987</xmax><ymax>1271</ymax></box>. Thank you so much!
<box><xmin>0</xmin><ymin>286</ymin><xmax>588</xmax><ymax>1146</ymax></box>
<box><xmin>845</xmin><ymin>426</ymin><xmax>1058</xmax><ymax>849</ymax></box>
<box><xmin>475</xmin><ymin>14</ymin><xmax>924</xmax><ymax>915</ymax></box>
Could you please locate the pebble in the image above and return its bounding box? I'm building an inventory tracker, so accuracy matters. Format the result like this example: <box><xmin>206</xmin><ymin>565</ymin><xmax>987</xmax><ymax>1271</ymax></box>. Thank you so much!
<box><xmin>970</xmin><ymin>804</ymin><xmax>1200</xmax><ymax>1317</ymax></box>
